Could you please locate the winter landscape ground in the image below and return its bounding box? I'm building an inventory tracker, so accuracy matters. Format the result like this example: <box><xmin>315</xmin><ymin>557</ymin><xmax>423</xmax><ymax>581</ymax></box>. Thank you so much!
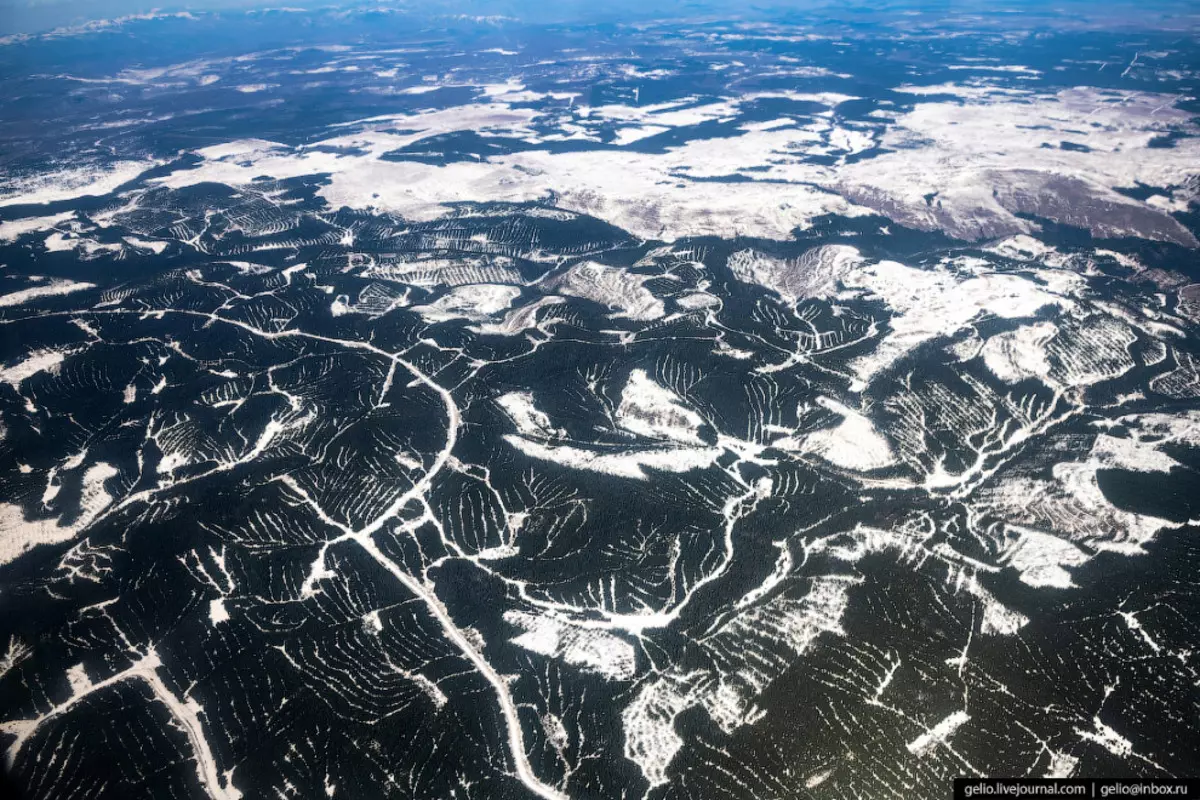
<box><xmin>1</xmin><ymin>4</ymin><xmax>1199</xmax><ymax>798</ymax></box>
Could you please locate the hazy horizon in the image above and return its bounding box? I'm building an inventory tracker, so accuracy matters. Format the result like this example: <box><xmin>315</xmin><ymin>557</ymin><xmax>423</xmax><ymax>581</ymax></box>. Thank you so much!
<box><xmin>3</xmin><ymin>0</ymin><xmax>1199</xmax><ymax>37</ymax></box>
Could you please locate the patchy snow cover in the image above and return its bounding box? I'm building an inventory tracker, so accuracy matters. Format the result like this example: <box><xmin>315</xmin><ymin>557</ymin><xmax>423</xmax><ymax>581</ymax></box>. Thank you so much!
<box><xmin>0</xmin><ymin>349</ymin><xmax>67</xmax><ymax>386</ymax></box>
<box><xmin>123</xmin><ymin>236</ymin><xmax>169</xmax><ymax>253</ymax></box>
<box><xmin>727</xmin><ymin>245</ymin><xmax>862</xmax><ymax>303</ymax></box>
<box><xmin>0</xmin><ymin>462</ymin><xmax>118</xmax><ymax>565</ymax></box>
<box><xmin>544</xmin><ymin>262</ymin><xmax>664</xmax><ymax>320</ymax></box>
<box><xmin>505</xmin><ymin>611</ymin><xmax>636</xmax><ymax>680</ymax></box>
<box><xmin>134</xmin><ymin>78</ymin><xmax>1200</xmax><ymax>247</ymax></box>
<box><xmin>496</xmin><ymin>391</ymin><xmax>565</xmax><ymax>438</ymax></box>
<box><xmin>841</xmin><ymin>259</ymin><xmax>1071</xmax><ymax>388</ymax></box>
<box><xmin>978</xmin><ymin>412</ymin><xmax>1200</xmax><ymax>561</ymax></box>
<box><xmin>43</xmin><ymin>232</ymin><xmax>123</xmax><ymax>258</ymax></box>
<box><xmin>984</xmin><ymin>235</ymin><xmax>1067</xmax><ymax>265</ymax></box>
<box><xmin>209</xmin><ymin>599</ymin><xmax>230</xmax><ymax>625</ymax></box>
<box><xmin>907</xmin><ymin>710</ymin><xmax>970</xmax><ymax>756</ymax></box>
<box><xmin>842</xmin><ymin>87</ymin><xmax>1200</xmax><ymax>246</ymax></box>
<box><xmin>505</xmin><ymin>437</ymin><xmax>721</xmax><ymax>480</ymax></box>
<box><xmin>0</xmin><ymin>279</ymin><xmax>95</xmax><ymax>308</ymax></box>
<box><xmin>411</xmin><ymin>284</ymin><xmax>520</xmax><ymax>323</ymax></box>
<box><xmin>616</xmin><ymin>370</ymin><xmax>705</xmax><ymax>444</ymax></box>
<box><xmin>980</xmin><ymin>321</ymin><xmax>1057</xmax><ymax>383</ymax></box>
<box><xmin>0</xmin><ymin>160</ymin><xmax>160</xmax><ymax>207</ymax></box>
<box><xmin>149</xmin><ymin>104</ymin><xmax>870</xmax><ymax>241</ymax></box>
<box><xmin>0</xmin><ymin>212</ymin><xmax>75</xmax><ymax>243</ymax></box>
<box><xmin>998</xmin><ymin>525</ymin><xmax>1089</xmax><ymax>588</ymax></box>
<box><xmin>792</xmin><ymin>397</ymin><xmax>897</xmax><ymax>471</ymax></box>
<box><xmin>474</xmin><ymin>297</ymin><xmax>564</xmax><ymax>336</ymax></box>
<box><xmin>623</xmin><ymin>576</ymin><xmax>850</xmax><ymax>786</ymax></box>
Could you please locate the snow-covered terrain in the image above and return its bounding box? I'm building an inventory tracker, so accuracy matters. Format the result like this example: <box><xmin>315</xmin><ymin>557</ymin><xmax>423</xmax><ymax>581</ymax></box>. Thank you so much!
<box><xmin>1</xmin><ymin>8</ymin><xmax>1198</xmax><ymax>800</ymax></box>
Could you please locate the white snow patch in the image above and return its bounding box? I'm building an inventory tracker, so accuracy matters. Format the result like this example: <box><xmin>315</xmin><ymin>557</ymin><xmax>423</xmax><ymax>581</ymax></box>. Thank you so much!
<box><xmin>0</xmin><ymin>349</ymin><xmax>67</xmax><ymax>386</ymax></box>
<box><xmin>505</xmin><ymin>437</ymin><xmax>720</xmax><ymax>480</ymax></box>
<box><xmin>1046</xmin><ymin>752</ymin><xmax>1079</xmax><ymax>779</ymax></box>
<box><xmin>411</xmin><ymin>284</ymin><xmax>520</xmax><ymax>323</ymax></box>
<box><xmin>66</xmin><ymin>663</ymin><xmax>92</xmax><ymax>694</ymax></box>
<box><xmin>727</xmin><ymin>245</ymin><xmax>861</xmax><ymax>304</ymax></box>
<box><xmin>0</xmin><ymin>279</ymin><xmax>95</xmax><ymax>308</ymax></box>
<box><xmin>907</xmin><ymin>710</ymin><xmax>970</xmax><ymax>756</ymax></box>
<box><xmin>0</xmin><ymin>461</ymin><xmax>118</xmax><ymax>565</ymax></box>
<box><xmin>616</xmin><ymin>370</ymin><xmax>705</xmax><ymax>444</ymax></box>
<box><xmin>980</xmin><ymin>321</ymin><xmax>1057</xmax><ymax>383</ymax></box>
<box><xmin>506</xmin><ymin>611</ymin><xmax>636</xmax><ymax>680</ymax></box>
<box><xmin>789</xmin><ymin>397</ymin><xmax>896</xmax><ymax>471</ymax></box>
<box><xmin>842</xmin><ymin>259</ymin><xmax>1069</xmax><ymax>386</ymax></box>
<box><xmin>998</xmin><ymin>525</ymin><xmax>1088</xmax><ymax>588</ymax></box>
<box><xmin>0</xmin><ymin>211</ymin><xmax>74</xmax><ymax>243</ymax></box>
<box><xmin>984</xmin><ymin>235</ymin><xmax>1063</xmax><ymax>263</ymax></box>
<box><xmin>123</xmin><ymin>236</ymin><xmax>169</xmax><ymax>253</ymax></box>
<box><xmin>545</xmin><ymin>262</ymin><xmax>664</xmax><ymax>320</ymax></box>
<box><xmin>612</xmin><ymin>125</ymin><xmax>670</xmax><ymax>145</ymax></box>
<box><xmin>0</xmin><ymin>160</ymin><xmax>160</xmax><ymax>207</ymax></box>
<box><xmin>497</xmin><ymin>391</ymin><xmax>564</xmax><ymax>438</ymax></box>
<box><xmin>209</xmin><ymin>599</ymin><xmax>230</xmax><ymax>625</ymax></box>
